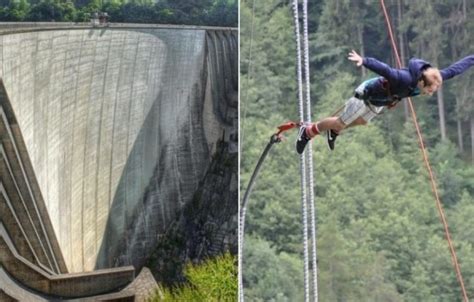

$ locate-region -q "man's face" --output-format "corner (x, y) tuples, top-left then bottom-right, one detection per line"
(421, 82), (440, 96)
(418, 73), (442, 96)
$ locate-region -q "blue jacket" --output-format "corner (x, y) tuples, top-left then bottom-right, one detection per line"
(357, 55), (474, 106)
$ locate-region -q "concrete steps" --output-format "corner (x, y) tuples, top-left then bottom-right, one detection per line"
(0, 222), (135, 298)
(0, 81), (66, 274)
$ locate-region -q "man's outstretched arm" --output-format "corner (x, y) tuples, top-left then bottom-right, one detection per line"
(348, 49), (400, 82)
(440, 55), (474, 81)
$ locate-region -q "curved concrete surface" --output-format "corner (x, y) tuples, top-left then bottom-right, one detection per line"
(0, 101), (66, 276)
(0, 267), (48, 302)
(0, 24), (237, 275)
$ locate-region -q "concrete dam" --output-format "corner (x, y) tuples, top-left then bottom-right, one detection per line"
(0, 23), (237, 300)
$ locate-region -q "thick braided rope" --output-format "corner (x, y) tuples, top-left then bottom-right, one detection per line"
(238, 199), (244, 302)
(292, 0), (310, 301)
(301, 0), (318, 300)
(380, 1), (468, 301)
(238, 136), (278, 302)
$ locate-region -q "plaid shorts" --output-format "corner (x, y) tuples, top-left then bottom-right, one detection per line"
(339, 97), (384, 125)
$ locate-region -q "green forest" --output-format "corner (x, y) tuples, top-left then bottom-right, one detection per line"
(241, 0), (474, 301)
(0, 0), (237, 27)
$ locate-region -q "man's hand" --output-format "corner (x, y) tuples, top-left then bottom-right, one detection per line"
(348, 50), (363, 67)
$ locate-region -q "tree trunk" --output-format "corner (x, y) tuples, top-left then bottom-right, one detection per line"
(358, 24), (365, 78)
(455, 95), (464, 153)
(437, 85), (447, 141)
(397, 0), (410, 121)
(463, 0), (467, 20)
(433, 53), (446, 141)
(471, 116), (474, 165)
(457, 119), (464, 153)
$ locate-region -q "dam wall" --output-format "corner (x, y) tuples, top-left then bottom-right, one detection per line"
(0, 95), (137, 298)
(0, 24), (237, 275)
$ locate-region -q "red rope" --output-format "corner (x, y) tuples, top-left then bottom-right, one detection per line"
(379, 1), (469, 301)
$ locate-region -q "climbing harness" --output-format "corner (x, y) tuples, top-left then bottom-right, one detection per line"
(380, 1), (468, 301)
(380, 78), (402, 108)
(356, 78), (401, 112)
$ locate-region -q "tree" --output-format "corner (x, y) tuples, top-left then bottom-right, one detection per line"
(243, 236), (304, 302)
(206, 0), (238, 27)
(27, 0), (76, 21)
(404, 0), (450, 140)
(0, 0), (30, 20)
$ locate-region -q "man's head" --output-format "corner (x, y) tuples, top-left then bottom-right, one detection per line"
(418, 67), (443, 96)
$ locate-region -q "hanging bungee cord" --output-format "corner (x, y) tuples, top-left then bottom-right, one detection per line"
(300, 0), (319, 298)
(238, 121), (318, 302)
(238, 121), (303, 302)
(240, 0), (471, 301)
(238, 122), (297, 302)
(239, 0), (319, 300)
(291, 0), (319, 300)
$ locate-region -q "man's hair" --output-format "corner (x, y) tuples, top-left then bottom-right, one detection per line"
(422, 68), (443, 87)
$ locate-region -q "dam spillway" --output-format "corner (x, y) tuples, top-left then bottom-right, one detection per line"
(0, 23), (237, 298)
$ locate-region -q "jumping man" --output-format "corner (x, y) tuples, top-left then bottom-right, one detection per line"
(296, 50), (474, 154)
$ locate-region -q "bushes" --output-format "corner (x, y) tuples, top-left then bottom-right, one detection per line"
(151, 252), (237, 302)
